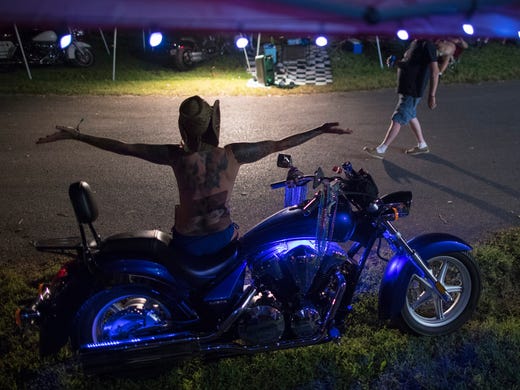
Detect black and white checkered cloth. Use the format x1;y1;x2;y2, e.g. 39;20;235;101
248;45;333;86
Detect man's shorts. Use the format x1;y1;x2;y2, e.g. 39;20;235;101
392;94;421;125
171;223;238;256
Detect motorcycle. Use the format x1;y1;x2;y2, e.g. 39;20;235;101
0;27;94;68
16;154;481;374
147;31;231;71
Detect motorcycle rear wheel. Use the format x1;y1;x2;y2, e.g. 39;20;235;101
72;285;175;349
174;47;195;71
399;251;481;336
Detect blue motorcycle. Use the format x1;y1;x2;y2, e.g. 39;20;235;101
16;154;481;373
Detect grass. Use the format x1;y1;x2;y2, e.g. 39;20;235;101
1;227;519;389
1;32;519;96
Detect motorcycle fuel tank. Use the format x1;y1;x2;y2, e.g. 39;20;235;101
240;203;355;251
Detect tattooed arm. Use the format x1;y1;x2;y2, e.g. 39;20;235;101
37;125;178;165
228;122;352;164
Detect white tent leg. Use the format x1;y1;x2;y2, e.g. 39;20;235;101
14;23;32;80
242;47;251;74
376;35;384;69
99;28;110;55
256;32;261;57
112;27;117;81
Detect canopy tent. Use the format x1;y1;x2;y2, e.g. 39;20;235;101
2;0;519;81
1;0;519;38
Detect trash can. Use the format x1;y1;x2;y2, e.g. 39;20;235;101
263;43;277;64
255;54;275;86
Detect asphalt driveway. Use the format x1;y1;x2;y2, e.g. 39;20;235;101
1;81;519;264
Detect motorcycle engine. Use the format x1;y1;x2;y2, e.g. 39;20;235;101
237;291;323;345
238;291;285;346
245;242;349;344
252;243;321;299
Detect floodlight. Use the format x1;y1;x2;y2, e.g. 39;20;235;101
463;24;474;35
315;36;328;47
397;29;409;40
149;32;163;47
235;36;249;49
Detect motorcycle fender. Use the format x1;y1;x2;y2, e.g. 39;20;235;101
378;233;472;320
66;41;91;59
99;259;184;293
39;263;96;356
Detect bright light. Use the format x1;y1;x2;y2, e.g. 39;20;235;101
463;23;474;35
235;36;249;49
517;31;520;38
315;36;328;47
397;29;409;40
149;32;163;47
59;34;72;49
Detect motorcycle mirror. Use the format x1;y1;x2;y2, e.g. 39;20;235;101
313;167;324;188
277;154;293;168
60;34;72;49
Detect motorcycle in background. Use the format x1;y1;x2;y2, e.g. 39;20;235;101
0;27;95;68
147;31;231;71
16;154;481;373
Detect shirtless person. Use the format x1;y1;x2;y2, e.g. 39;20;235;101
37;95;352;255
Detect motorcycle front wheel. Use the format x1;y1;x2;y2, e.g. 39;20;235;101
72;47;94;67
72;285;175;349
399;251;481;336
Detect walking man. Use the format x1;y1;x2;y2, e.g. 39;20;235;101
363;38;440;159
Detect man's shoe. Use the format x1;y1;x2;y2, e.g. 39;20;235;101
363;146;384;159
405;146;430;155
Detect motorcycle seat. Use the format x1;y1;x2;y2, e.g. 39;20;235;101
100;229;241;287
172;239;240;283
100;229;174;262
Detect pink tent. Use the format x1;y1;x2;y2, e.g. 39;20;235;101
1;0;519;38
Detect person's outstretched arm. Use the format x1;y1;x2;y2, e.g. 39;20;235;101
36;125;177;165
228;122;352;164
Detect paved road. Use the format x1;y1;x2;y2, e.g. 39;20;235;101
1;81;519;265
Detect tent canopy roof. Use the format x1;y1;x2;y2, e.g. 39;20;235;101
1;0;519;38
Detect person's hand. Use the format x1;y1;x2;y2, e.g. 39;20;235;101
428;95;437;110
320;122;353;134
36;125;78;144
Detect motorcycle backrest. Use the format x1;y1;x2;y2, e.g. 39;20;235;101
68;181;99;224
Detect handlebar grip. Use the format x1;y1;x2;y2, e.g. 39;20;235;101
270;181;287;189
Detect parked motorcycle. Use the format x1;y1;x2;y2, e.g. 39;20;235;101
16;154;481;373
147;31;231;71
0;27;94;68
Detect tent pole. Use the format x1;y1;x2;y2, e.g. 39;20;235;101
376;35;384;69
14;24;32;80
256;32;261;57
99;28;110;55
112;27;117;81
242;47;251;74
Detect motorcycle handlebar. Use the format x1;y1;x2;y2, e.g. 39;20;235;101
270;176;314;190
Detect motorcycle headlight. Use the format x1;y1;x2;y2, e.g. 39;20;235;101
60;34;72;49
